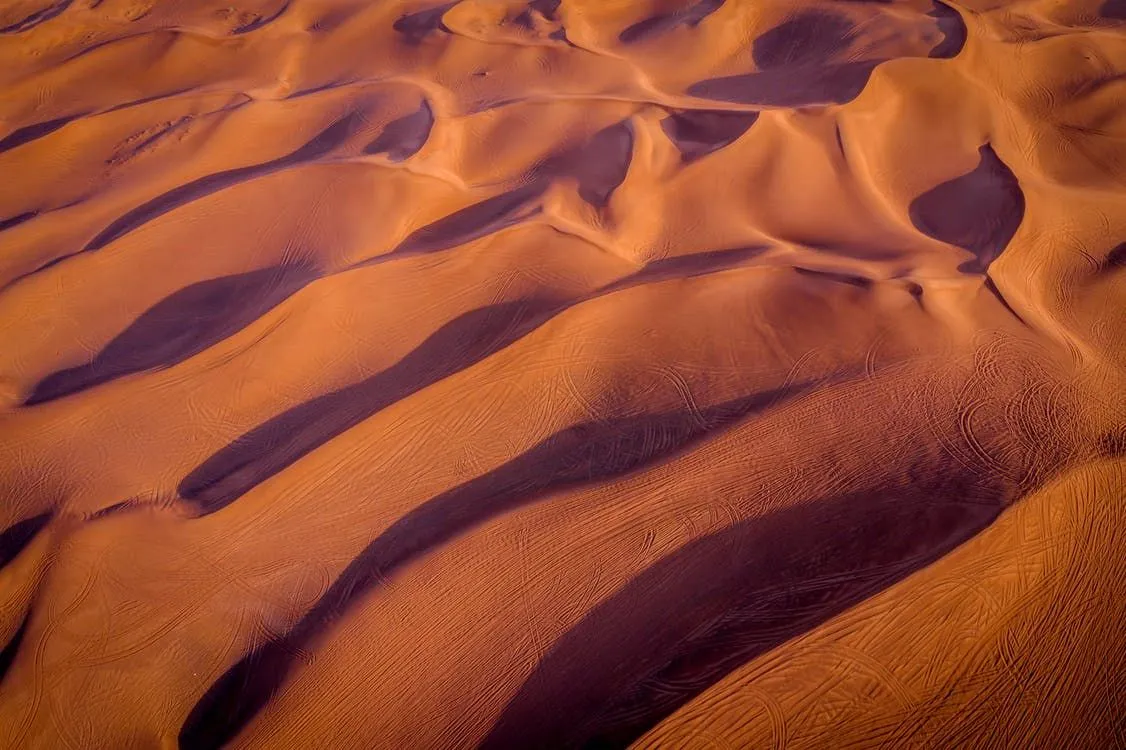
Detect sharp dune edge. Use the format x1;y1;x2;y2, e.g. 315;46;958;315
0;0;1124;747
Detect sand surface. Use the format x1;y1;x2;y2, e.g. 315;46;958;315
1;0;1125;747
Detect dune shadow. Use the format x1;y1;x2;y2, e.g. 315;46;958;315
176;379;823;750
232;0;291;34
84;111;370;253
0;114;81;155
392;182;547;256
0;211;38;233
181;244;769;515
618;0;724;44
393;2;456;44
687;3;964;107
25;264;317;406
482;471;1012;748
364;100;433;162
0;613;31;686
513;0;562;28
1103;242;1126;271
0;512;51;569
661;109;759;162
928;0;967;58
604;246;769;293
908;144;1025;275
1102;0;1126;19
536;120;634;209
178;297;564;514
0;0;72;34
794;266;872;288
385;118;633;258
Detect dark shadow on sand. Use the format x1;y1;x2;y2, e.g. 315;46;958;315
179;243;765;516
661;109;759;162
0;512;51;569
25;264;317;405
618;0;724;44
908;144;1025;275
687;3;964;107
176;379;823;750
481;470;1012;748
84;111;371;253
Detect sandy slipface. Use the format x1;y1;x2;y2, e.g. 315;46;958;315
1;0;1124;747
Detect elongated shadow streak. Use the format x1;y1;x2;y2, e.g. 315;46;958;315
0;114;82;155
178;298;564;514
25;264;318;405
618;0;724;43
0;512;52;569
0;211;38;233
908;144;1025;275
482;470;1014;748
232;0;291;34
180;244;766;515
85;111;370;254
0;613;31;686
0;0;73;34
177;379;824;750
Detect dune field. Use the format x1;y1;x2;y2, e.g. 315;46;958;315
1;0;1125;747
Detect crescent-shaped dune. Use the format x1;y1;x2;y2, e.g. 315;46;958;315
1;0;1124;747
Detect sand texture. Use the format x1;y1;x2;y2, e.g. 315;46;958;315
1;0;1125;747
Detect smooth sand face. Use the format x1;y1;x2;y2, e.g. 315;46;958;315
1;0;1125;747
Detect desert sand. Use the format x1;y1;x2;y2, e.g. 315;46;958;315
1;0;1125;747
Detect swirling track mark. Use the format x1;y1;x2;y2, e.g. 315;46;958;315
908;144;1025;275
481;469;1011;748
661;109;760;163
0;0;72;34
177;381;819;750
0;512;52;569
618;0;724;44
363;99;433;162
25;263;318;405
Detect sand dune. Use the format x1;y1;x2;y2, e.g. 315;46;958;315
1;0;1124;747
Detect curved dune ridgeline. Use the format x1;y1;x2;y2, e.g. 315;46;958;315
1;0;1125;748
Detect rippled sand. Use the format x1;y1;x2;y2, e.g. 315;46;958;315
1;0;1125;747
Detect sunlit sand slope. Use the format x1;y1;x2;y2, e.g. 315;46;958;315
1;0;1124;747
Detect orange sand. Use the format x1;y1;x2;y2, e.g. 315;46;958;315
1;0;1124;747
